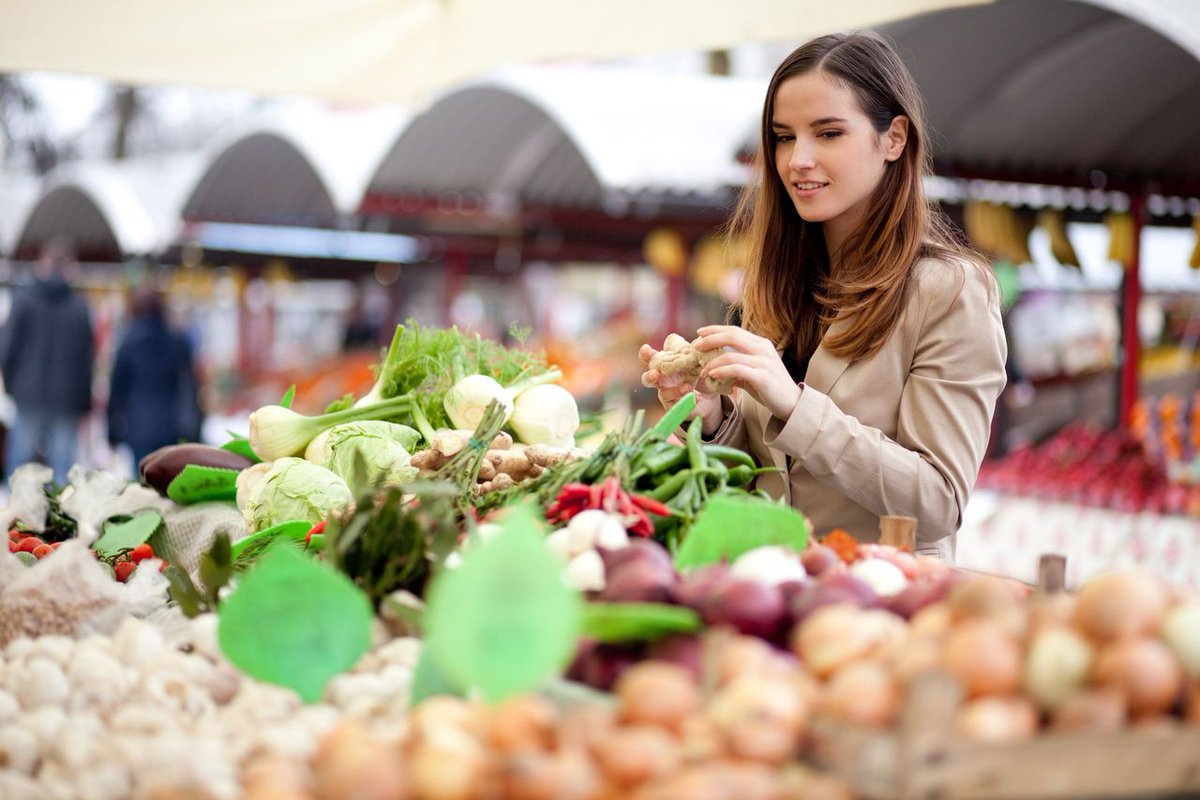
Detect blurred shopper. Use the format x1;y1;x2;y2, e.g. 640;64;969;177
640;33;1007;560
107;288;203;465
0;240;95;485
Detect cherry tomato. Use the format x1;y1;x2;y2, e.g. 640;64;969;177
16;537;44;554
31;544;54;559
114;561;137;583
130;543;155;563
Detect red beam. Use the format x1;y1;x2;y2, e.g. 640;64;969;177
1119;193;1145;429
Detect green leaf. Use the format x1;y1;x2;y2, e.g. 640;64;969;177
199;531;234;602
230;520;313;564
163;564;206;617
424;505;582;703
582;602;701;643
280;384;296;409
93;512;165;557
673;493;809;570
218;544;372;703
221;437;261;463
410;647;465;703
166;465;240;504
648;392;696;441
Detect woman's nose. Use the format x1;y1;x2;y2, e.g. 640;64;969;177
789;143;816;172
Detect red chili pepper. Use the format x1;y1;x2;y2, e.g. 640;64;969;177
589;482;604;509
630;493;673;517
615;488;635;516
629;509;655;537
304;520;327;546
558;483;592;500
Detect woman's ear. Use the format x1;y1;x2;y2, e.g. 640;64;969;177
884;115;909;162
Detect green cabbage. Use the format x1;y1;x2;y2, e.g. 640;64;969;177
241;457;354;533
304;420;420;496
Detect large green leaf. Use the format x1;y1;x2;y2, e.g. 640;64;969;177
673;493;809;569
166;464;240;504
218;543;372;702
410;646;465;703
220;435;261;463
582;602;700;643
423;505;582;703
230;519;313;565
93;512;165;557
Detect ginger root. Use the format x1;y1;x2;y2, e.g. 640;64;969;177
649;333;734;394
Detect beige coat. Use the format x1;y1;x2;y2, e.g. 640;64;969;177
710;256;1007;560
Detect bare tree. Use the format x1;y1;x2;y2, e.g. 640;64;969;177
0;74;60;173
111;84;142;160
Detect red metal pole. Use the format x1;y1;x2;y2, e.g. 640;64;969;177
1119;192;1145;429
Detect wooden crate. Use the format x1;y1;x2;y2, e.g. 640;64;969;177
808;670;1200;799
805;554;1200;799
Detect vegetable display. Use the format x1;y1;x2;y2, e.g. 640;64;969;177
6;321;1200;800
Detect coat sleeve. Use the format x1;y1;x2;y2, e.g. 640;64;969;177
703;393;752;453
0;295;27;390
761;261;1008;542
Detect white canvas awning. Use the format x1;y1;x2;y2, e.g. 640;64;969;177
366;66;765;211
0;1;987;104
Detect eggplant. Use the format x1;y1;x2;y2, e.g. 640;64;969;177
139;443;256;493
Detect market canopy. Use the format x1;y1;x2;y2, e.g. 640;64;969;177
878;0;1200;192
183;105;410;225
363;66;765;214
0;0;986;104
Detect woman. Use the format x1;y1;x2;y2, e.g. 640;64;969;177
640;33;1007;559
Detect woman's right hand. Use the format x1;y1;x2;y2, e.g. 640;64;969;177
638;343;725;436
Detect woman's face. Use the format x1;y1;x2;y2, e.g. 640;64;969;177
771;70;907;254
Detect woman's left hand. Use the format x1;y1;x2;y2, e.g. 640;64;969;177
695;325;802;420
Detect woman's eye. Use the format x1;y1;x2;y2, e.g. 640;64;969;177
774;133;794;144
818;130;843;140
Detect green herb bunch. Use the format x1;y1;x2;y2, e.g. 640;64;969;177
326;320;551;431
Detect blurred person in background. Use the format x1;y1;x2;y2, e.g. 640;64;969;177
640;32;1007;560
107;287;203;466
0;238;95;485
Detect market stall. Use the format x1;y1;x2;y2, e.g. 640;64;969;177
4;322;1200;799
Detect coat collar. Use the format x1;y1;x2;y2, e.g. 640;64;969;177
803;313;853;395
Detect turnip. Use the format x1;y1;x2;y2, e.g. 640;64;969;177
789;573;879;625
703;579;787;640
598;540;674;580
644;635;703;681
849;558;908;598
576;643;642;691
673;564;734;613
600;559;675;604
799;545;843;577
886;575;953;620
730;546;807;588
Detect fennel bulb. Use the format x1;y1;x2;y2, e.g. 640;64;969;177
443;374;514;430
247;394;418;461
442;368;564;432
509;384;579;447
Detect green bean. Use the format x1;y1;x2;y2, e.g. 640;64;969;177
686;417;707;472
670;478;698;513
704;459;729;489
646;470;691;501
700;445;756;469
638;446;688;476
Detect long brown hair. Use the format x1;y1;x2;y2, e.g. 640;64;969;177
731;32;986;362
